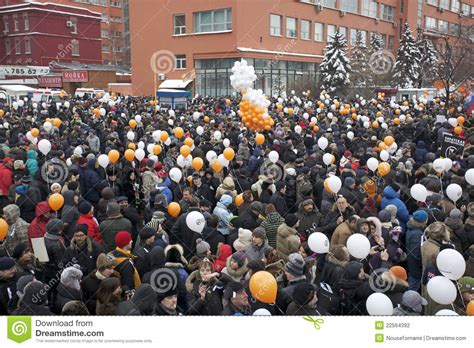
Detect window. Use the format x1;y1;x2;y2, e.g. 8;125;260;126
13;14;19;31
439;0;449;10
71;40;79;56
301;20;310;40
194;8;232;33
101;29;109;37
24;37;31;54
5;39;11;55
314;22;323;41
452;0;460;12
270;14;282;36
23;14;29;31
176;54;186;69
387;35;394;50
381;4;395;21
426;0;438;5
339;26;347;40
426;17;437;31
340;0;358;13
461;3;470;15
380;34;387;48
450;22;459;35
286;17;297;38
110;0;121;7
3;16;9;33
400;0;404;13
102;43;109;52
438;20;448;33
350;28;357;46
70;19;78;34
323;0;336;8
327;24;336;41
360;30;367;44
362;0;378;17
15;38;20;54
174;14;185;35
101;14;108;22
110;16;122;23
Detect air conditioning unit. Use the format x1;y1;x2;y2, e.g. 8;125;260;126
339;10;346;17
66;21;73;27
2;29;8;35
315;4;323;12
158;73;165;81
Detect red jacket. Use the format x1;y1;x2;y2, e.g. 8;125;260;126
77;214;102;244
28;201;51;241
0;163;13;197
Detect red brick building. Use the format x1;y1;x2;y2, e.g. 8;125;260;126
0;0;102;66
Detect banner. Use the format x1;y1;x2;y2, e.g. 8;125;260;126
0;65;50;76
38;76;63;88
441;132;465;159
62;71;88;83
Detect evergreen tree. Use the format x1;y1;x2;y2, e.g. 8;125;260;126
320;29;351;94
393;23;421;88
416;26;438;88
350;30;371;90
369;32;383;54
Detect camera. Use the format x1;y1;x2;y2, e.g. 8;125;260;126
375;246;385;252
201;280;209;286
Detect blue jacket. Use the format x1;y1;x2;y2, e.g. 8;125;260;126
25;150;39;178
157;177;173;205
213;195;233;236
405;220;424;280
381;186;410;228
413;141;427;167
82;159;102;203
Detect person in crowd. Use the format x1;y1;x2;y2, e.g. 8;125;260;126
0;204;29;257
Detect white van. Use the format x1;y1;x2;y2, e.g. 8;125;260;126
0;85;35;105
31;89;68;108
74;88;105;99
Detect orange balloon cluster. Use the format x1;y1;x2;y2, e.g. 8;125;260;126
239;100;274;132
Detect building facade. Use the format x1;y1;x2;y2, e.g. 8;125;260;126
129;0;473;97
0;1;102;66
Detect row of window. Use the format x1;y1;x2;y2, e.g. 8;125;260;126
73;0;121;7
173;8;232;35
302;0;394;20
425;16;469;36
101;29;122;38
3;13;29;33
5;38;80;56
101;44;124;52
426;0;472;16
101;14;123;23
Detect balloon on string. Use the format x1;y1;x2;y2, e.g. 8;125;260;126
410;184;427;202
98;154;109;168
169;167;182;183
223;148;235;161
38;139;52;155
192;157;204;171
43;121;53;132
318;137;328;150
0;218;8;241
268;151;279;164
366;293;394;316
127;131;135;141
436;248;466;280
129;119;137;129
31;128;39;137
124;149;135;162
138;141;145;149
435;309;459;316
367;157;379;172
217;154;229;167
213;131;222;141
446;183;462;202
152;130;161;142
308;232;330;253
147;143;154;155
253;308;271;316
466;168;474;185
196;126;204;135
180;145;191;158
327;176;342;194
347;234;371;259
148;155;158;162
432;158;445;173
294;125;302;134
153;144;162;155
135;148;145;161
380;150;389;162
222;138;230;148
186;211;205;233
48;193;64;211
211;160;223;173
164;138;171;146
206;151;217;163
135;115;142;123
108;150;120;164
323;153;335;166
249;271;277;304
377;162;391;177
347;131;354;140
99;108;106;116
427;276;457;305
235;194;243;206
167;202;181;218
174;127;184;138
443;158;452;172
160;131;169;143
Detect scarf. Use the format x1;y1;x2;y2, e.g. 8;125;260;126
44;232;61;242
95;271;107;280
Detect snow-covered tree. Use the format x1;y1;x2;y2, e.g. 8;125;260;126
393;23;421;88
350;30;371;90
416;26;438;88
369;32;384;54
320;29;351;94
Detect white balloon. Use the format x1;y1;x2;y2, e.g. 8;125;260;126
213;131;222;141
367;157;379;172
347;234;371;259
347;131;354;140
253;308;271;316
446;183;462;202
38;139;51;155
33;102;38;109
99;108;106;116
18;100;24;107
432;158;446;173
410;184;427;202
399;114;406;122
196;126;204;136
135;115;142;123
303;112;309;120
74;146;83;156
137;141;145;149
169;167;182;183
465;168;474;185
318;137;328;150
363;121;370;128
3;122;8;129
135;148;145;161
168;109;175;117
448;118;458;127
193;111;201;121
98;154;109;168
127;131;135;141
168;119;174;126
64;101;70;108
308;232;330;253
206;151;217;163
435;309;459;316
268;151;279;164
380;150;390;162
108;100;115;107
294;125;302;134
165;138;171;146
427;276;457;305
66;158;72;166
43;121;53;132
388;142;398;154
186;211;206;233
218;154;229;167
147;144;154;154
148;155;158;163
152;130;161;142
436;248;466;280
443;158;452;172
323;153;335;166
366;293;393;316
223;138;230;148
42;102;47;109
381;122;388;129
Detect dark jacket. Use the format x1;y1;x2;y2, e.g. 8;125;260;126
81;271;106;315
99;215;133;252
270;191;288;217
405;220;424;280
133;242;153;276
82;159;102;203
109;248;139;291
169;208;205;258
238;207;261;231
320;206;356;238
115;284;156;315
53;283;83;314
321;253;348;288
296;199;323;240
61;238;105;276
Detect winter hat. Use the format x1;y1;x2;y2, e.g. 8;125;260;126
250;201;264;214
62;301;90;315
252;227;266;239
426;193;443;204
195;238;210;256
468;202;474;217
275;181;286;191
22;281;48;305
378;210;392;223
344;177;355;187
12;242;30;260
13;160;25;170
285;214;299;228
46;219;64;235
343;150;352;157
389;266;408;281
116;196;128;203
233;228;253;251
412;210;428;223
16;275;35;298
96;253;114;271
154;194;167;206
247;259;265;273
50;183;61;192
449;209;461;219
219;194;233;206
425;221;448;241
284;253;305;277
73;224;88;235
115;231;132;249
106;202;122;218
385;205;398;219
164;244;188;265
60;265;83;291
231;251;247;268
286;168;296;176
344;261;363;280
139;227;156;241
292;283;318;306
78;201;92;214
401;290;427;314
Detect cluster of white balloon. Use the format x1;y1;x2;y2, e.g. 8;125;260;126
411;182;463;204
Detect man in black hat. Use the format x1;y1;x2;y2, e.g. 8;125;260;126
0;256;18;314
133;227;156;277
191;172;213;204
286;283;322;315
270;181;288;217
221;281;250;315
238;201;264;230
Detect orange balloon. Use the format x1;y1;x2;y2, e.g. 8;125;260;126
204;116;210;123
226;99;231;105
211;160;223;173
324;178;332;193
378;142;387;150
31;128;39;137
108;150;120;164
0;218;8;241
235;194;243;207
0;110;4;117
249;271;277;304
174;127;184;139
393;118;400;125
184;137;193;147
395;109;401;115
255;133;265;145
454;126;462;135
376;111;382;117
53;118;62;128
288;108;294;115
378;162;391;177
129;119;137;129
128;143;136;150
48;193;64;211
403;101;408;106
180;145;191;158
313;126;320;132
124;149;135;162
192;157;204;171
167;202;181;218
223;148;235;161
277;104;283;111
384;136;394;146
93;108;100;115
467;300;474;316
160;131;169;143
372;121;379;128
153;144;162;155
457;116;465;125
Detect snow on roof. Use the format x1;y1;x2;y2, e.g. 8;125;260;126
0;84;36;92
158;80;193;89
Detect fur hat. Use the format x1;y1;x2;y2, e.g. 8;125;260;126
164;244;188;266
425;221;448;241
60;265;83;291
233;228;253;251
96;253;114;271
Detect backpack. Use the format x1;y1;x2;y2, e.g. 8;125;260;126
317;282;341;315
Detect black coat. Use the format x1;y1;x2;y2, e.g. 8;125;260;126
61;238;104;276
238;208;260;231
133;242;153;277
44;237;66;280
201;226;225;255
169;208;205;259
270;191;288;217
53;283;83;314
320;207;356;238
81;271;103;315
110;248;139;291
0;274;18;315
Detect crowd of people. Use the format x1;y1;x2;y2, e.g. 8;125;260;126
0;89;472;316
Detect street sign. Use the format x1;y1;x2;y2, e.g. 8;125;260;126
0;65;50;76
62;70;88;82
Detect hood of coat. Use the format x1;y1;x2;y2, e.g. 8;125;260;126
63;190;77;207
35;201;51;218
215;243;233;262
278;223;298;238
164;244;188;267
3;204;21;224
383;186;398;199
297;199;318;215
27;149;37;160
130;284;156;313
149;246;166;268
367;216;382;237
221;177;235;190
225;255;248;278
